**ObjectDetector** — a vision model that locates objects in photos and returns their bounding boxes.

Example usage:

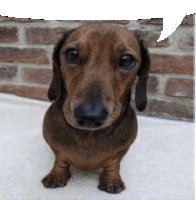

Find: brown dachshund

[42,24,150,194]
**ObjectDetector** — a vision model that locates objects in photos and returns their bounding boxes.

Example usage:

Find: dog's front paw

[42,173,71,188]
[98,179,125,194]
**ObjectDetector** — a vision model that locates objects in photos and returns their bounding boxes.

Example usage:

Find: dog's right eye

[65,49,79,63]
[119,54,136,70]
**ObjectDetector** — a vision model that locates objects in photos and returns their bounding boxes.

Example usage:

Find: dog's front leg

[98,160,125,194]
[42,156,71,188]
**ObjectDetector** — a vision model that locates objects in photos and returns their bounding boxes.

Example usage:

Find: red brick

[0,66,17,80]
[145,99,194,119]
[21,68,52,84]
[140,31,170,48]
[0,84,48,101]
[138,15,194,26]
[66,20,129,24]
[0,27,18,43]
[131,98,194,120]
[0,47,49,64]
[181,14,195,26]
[179,32,194,49]
[165,78,194,98]
[138,18,163,25]
[26,28,69,44]
[149,38,169,48]
[131,75,159,95]
[0,16,45,23]
[150,54,194,75]
[147,75,159,94]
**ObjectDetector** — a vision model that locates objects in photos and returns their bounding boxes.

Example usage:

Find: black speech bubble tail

[157,15,185,42]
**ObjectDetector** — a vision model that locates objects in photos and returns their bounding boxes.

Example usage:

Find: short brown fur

[42,25,150,194]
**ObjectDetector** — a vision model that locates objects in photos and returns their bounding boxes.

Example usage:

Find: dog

[42,24,150,194]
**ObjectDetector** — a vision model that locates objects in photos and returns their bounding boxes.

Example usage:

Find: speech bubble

[157,12,195,42]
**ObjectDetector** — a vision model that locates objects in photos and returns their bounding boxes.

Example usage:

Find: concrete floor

[0,94,194,200]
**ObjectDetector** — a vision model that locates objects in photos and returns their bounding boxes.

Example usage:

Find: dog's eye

[119,54,135,69]
[65,49,79,63]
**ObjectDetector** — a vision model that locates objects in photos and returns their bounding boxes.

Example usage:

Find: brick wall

[0,16,194,120]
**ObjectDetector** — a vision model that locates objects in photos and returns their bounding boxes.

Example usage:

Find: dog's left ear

[48,31,73,101]
[135,41,150,111]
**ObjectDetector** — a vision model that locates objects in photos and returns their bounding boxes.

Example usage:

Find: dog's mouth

[63,105,114,131]
[73,118,111,131]
[75,119,104,129]
[74,124,105,131]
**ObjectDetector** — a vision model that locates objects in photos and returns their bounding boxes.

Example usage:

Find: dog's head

[48,25,150,130]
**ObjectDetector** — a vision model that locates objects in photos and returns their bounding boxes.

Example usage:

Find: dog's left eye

[65,49,79,63]
[119,54,136,69]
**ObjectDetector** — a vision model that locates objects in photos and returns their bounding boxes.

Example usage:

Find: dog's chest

[54,129,134,170]
[64,139,124,170]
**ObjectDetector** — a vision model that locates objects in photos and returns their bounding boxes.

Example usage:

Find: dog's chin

[73,125,105,131]
[64,115,113,131]
[68,121,111,131]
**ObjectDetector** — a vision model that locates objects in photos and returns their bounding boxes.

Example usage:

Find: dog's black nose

[74,102,108,128]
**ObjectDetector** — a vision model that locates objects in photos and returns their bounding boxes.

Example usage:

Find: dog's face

[49,25,150,130]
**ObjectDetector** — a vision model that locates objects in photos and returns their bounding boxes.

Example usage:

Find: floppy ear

[48,31,73,101]
[135,41,150,111]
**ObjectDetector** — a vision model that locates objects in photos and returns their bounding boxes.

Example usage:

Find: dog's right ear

[48,31,73,101]
[135,40,150,111]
